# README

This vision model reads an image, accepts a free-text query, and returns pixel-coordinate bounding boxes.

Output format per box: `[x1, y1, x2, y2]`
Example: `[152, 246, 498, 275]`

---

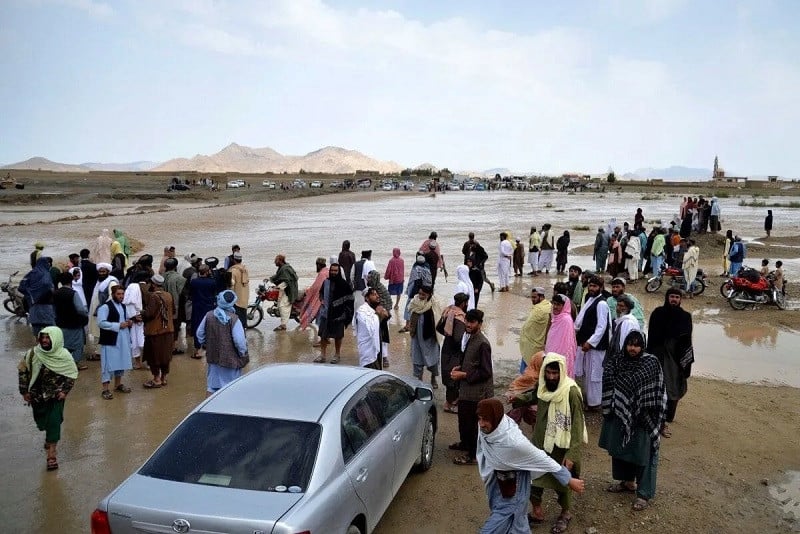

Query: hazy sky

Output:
[2, 0, 798, 175]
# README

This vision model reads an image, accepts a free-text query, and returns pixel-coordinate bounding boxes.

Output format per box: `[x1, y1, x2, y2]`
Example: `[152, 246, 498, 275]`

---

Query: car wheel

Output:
[414, 412, 435, 472]
[246, 305, 263, 329]
[346, 524, 363, 534]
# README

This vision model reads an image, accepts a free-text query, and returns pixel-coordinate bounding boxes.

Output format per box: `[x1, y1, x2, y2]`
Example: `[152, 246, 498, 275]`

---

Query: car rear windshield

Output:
[139, 413, 321, 492]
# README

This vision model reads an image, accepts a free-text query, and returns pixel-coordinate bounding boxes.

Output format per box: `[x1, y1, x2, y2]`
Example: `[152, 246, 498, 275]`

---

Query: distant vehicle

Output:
[358, 179, 372, 189]
[227, 180, 245, 189]
[310, 180, 324, 188]
[475, 183, 486, 191]
[417, 183, 429, 192]
[262, 180, 276, 189]
[329, 181, 343, 188]
[91, 364, 437, 534]
[381, 183, 393, 191]
[463, 182, 475, 191]
[167, 184, 190, 192]
[292, 179, 306, 188]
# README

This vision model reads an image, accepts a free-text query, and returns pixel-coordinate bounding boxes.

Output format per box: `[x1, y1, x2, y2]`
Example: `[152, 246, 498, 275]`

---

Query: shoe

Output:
[430, 377, 439, 389]
[273, 325, 287, 331]
[101, 390, 114, 400]
[330, 355, 340, 364]
[312, 356, 326, 363]
[77, 363, 89, 370]
[382, 357, 390, 368]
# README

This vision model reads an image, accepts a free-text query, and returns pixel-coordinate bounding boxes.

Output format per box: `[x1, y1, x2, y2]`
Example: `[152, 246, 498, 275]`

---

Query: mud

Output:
[1, 190, 799, 532]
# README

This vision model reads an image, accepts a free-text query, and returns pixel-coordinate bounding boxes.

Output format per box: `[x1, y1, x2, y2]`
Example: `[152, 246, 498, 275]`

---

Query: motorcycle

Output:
[245, 280, 304, 329]
[2, 271, 27, 319]
[728, 271, 786, 310]
[645, 264, 707, 296]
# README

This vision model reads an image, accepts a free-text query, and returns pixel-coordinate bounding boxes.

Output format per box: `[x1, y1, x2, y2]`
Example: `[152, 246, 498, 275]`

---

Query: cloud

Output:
[53, 0, 113, 18]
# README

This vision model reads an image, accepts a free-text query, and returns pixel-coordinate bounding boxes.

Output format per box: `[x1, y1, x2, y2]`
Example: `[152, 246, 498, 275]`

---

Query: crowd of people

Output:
[12, 197, 785, 532]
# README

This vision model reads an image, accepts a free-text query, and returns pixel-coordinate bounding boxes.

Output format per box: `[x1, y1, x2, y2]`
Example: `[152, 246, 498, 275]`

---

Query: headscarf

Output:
[601, 330, 666, 453]
[299, 265, 329, 329]
[476, 398, 563, 486]
[19, 326, 79, 389]
[384, 247, 405, 284]
[537, 353, 587, 453]
[326, 265, 355, 324]
[476, 398, 505, 432]
[20, 257, 54, 305]
[440, 301, 467, 337]
[214, 290, 237, 324]
[506, 351, 544, 395]
[367, 270, 392, 310]
[113, 229, 131, 256]
[454, 264, 475, 310]
[545, 295, 577, 377]
[69, 267, 87, 307]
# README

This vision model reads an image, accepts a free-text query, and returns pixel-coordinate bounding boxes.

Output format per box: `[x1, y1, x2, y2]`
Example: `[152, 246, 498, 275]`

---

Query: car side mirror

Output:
[415, 387, 433, 402]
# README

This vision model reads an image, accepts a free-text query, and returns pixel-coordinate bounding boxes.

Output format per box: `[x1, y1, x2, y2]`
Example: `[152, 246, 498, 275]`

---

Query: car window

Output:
[366, 377, 415, 425]
[341, 395, 382, 463]
[139, 413, 320, 492]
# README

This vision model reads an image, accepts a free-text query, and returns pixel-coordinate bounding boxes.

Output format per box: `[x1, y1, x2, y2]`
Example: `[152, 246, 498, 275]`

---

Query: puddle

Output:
[769, 471, 800, 524]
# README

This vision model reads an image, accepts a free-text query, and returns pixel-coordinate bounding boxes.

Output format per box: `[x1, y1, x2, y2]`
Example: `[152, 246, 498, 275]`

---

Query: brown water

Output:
[1, 190, 798, 532]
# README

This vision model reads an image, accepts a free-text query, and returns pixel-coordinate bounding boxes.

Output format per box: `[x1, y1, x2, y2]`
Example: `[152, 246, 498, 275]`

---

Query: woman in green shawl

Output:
[18, 326, 78, 471]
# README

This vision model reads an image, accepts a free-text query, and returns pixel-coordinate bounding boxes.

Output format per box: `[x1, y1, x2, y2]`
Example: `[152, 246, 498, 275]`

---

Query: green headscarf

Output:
[24, 326, 79, 387]
[113, 229, 131, 256]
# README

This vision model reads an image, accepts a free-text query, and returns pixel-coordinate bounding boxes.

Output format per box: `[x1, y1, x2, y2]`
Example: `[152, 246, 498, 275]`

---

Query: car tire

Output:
[346, 524, 363, 534]
[414, 412, 435, 473]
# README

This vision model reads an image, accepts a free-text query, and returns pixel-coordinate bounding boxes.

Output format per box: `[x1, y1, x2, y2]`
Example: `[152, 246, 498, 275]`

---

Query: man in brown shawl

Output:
[142, 274, 174, 388]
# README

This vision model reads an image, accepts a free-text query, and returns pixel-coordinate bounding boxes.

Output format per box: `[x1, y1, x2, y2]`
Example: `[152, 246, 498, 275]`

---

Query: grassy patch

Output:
[572, 225, 591, 231]
[640, 194, 662, 201]
[712, 191, 730, 198]
[738, 200, 800, 208]
[545, 202, 554, 208]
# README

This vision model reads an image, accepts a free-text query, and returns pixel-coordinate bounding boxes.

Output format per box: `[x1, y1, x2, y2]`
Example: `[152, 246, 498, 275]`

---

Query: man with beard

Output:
[476, 398, 585, 533]
[162, 257, 185, 354]
[513, 238, 525, 277]
[518, 287, 551, 373]
[400, 252, 432, 333]
[87, 262, 118, 358]
[608, 295, 641, 362]
[269, 254, 299, 332]
[54, 272, 89, 370]
[497, 232, 513, 292]
[189, 264, 218, 359]
[450, 309, 493, 466]
[227, 252, 250, 326]
[593, 227, 609, 273]
[538, 224, 555, 274]
[528, 353, 587, 532]
[367, 270, 393, 368]
[337, 240, 356, 288]
[420, 231, 444, 287]
[408, 285, 441, 388]
[647, 288, 694, 438]
[439, 292, 468, 413]
[565, 265, 583, 309]
[142, 275, 174, 389]
[353, 287, 388, 369]
[314, 263, 354, 364]
[462, 232, 478, 263]
[97, 285, 134, 399]
[574, 275, 611, 410]
[606, 278, 645, 329]
[352, 250, 375, 293]
[625, 229, 642, 282]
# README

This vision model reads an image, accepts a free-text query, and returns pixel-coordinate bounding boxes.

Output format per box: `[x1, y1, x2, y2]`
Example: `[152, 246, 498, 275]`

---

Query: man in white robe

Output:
[87, 263, 118, 354]
[353, 288, 386, 368]
[96, 284, 133, 399]
[123, 281, 145, 369]
[496, 232, 513, 292]
[625, 229, 642, 281]
[574, 275, 611, 409]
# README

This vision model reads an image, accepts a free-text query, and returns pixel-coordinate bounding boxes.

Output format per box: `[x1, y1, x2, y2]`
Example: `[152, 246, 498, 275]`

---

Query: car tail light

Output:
[91, 509, 111, 534]
[294, 531, 311, 534]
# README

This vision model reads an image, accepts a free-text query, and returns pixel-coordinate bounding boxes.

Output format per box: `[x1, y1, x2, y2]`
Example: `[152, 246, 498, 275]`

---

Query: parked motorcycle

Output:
[728, 271, 786, 310]
[245, 280, 304, 329]
[645, 264, 706, 296]
[2, 271, 27, 318]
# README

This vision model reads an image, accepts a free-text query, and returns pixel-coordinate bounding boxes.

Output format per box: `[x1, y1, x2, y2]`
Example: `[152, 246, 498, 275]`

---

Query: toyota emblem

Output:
[172, 518, 191, 533]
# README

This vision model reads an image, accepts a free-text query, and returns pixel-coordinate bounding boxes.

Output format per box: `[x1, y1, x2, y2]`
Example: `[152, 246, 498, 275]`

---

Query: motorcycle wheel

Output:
[246, 305, 263, 329]
[3, 298, 17, 315]
[692, 279, 706, 296]
[728, 291, 748, 310]
[775, 291, 787, 310]
[719, 280, 734, 298]
[645, 278, 662, 293]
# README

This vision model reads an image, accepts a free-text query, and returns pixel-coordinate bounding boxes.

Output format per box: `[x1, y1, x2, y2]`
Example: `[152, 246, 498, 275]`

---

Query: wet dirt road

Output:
[1, 190, 799, 532]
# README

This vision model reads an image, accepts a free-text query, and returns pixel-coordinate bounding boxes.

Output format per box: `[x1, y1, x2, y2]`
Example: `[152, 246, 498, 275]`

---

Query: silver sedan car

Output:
[91, 363, 437, 534]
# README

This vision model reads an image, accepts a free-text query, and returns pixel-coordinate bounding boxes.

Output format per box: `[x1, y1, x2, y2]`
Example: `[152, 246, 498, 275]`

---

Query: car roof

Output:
[199, 363, 376, 422]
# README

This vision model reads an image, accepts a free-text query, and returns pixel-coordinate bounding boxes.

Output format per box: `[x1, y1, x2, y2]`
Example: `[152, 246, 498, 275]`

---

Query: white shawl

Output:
[477, 415, 563, 486]
[453, 264, 475, 310]
[123, 282, 145, 354]
[69, 267, 86, 307]
[352, 303, 380, 366]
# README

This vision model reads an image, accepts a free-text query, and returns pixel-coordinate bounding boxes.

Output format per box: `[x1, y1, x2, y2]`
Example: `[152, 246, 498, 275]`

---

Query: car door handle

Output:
[392, 430, 402, 442]
[356, 467, 369, 482]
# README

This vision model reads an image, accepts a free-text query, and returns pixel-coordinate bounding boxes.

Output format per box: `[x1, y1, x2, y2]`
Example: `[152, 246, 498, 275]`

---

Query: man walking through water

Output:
[497, 232, 513, 292]
[647, 288, 694, 438]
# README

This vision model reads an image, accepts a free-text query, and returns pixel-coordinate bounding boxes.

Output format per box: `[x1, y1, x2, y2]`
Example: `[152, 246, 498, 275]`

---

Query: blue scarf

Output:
[214, 290, 237, 324]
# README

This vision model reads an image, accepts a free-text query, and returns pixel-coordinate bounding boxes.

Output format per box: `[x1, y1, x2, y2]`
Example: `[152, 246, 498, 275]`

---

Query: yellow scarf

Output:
[18, 326, 79, 389]
[537, 352, 588, 453]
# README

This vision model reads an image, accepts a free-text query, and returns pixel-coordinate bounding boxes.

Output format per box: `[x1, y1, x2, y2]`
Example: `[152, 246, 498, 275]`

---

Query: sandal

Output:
[398, 327, 410, 333]
[551, 515, 571, 533]
[143, 380, 162, 389]
[313, 356, 326, 363]
[114, 384, 132, 393]
[273, 325, 286, 331]
[330, 356, 340, 364]
[660, 424, 672, 438]
[606, 482, 637, 493]
[101, 390, 114, 400]
[443, 406, 458, 414]
[87, 353, 101, 361]
[46, 457, 59, 471]
[190, 353, 202, 359]
[160, 379, 167, 386]
[77, 362, 89, 370]
[527, 513, 544, 525]
[452, 455, 477, 466]
[632, 497, 649, 511]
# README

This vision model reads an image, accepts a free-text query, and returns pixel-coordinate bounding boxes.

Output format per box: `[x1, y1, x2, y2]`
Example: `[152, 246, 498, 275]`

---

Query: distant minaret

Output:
[713, 155, 719, 178]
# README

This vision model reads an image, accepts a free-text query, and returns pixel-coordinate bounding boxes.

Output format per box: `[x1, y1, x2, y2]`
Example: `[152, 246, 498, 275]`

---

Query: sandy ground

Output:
[1, 175, 799, 533]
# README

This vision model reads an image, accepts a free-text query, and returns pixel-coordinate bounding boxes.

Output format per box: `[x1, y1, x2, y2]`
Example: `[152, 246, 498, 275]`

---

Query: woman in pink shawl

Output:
[544, 294, 577, 377]
[384, 247, 405, 310]
[299, 257, 329, 331]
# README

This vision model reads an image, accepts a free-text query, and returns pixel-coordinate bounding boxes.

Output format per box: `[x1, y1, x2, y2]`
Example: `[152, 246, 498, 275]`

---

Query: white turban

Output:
[97, 262, 113, 271]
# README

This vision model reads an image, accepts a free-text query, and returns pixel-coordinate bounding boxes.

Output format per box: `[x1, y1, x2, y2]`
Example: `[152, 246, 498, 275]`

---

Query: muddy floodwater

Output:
[1, 190, 798, 532]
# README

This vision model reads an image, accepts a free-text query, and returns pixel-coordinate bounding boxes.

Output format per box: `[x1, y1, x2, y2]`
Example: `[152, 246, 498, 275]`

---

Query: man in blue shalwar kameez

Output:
[97, 284, 133, 400]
